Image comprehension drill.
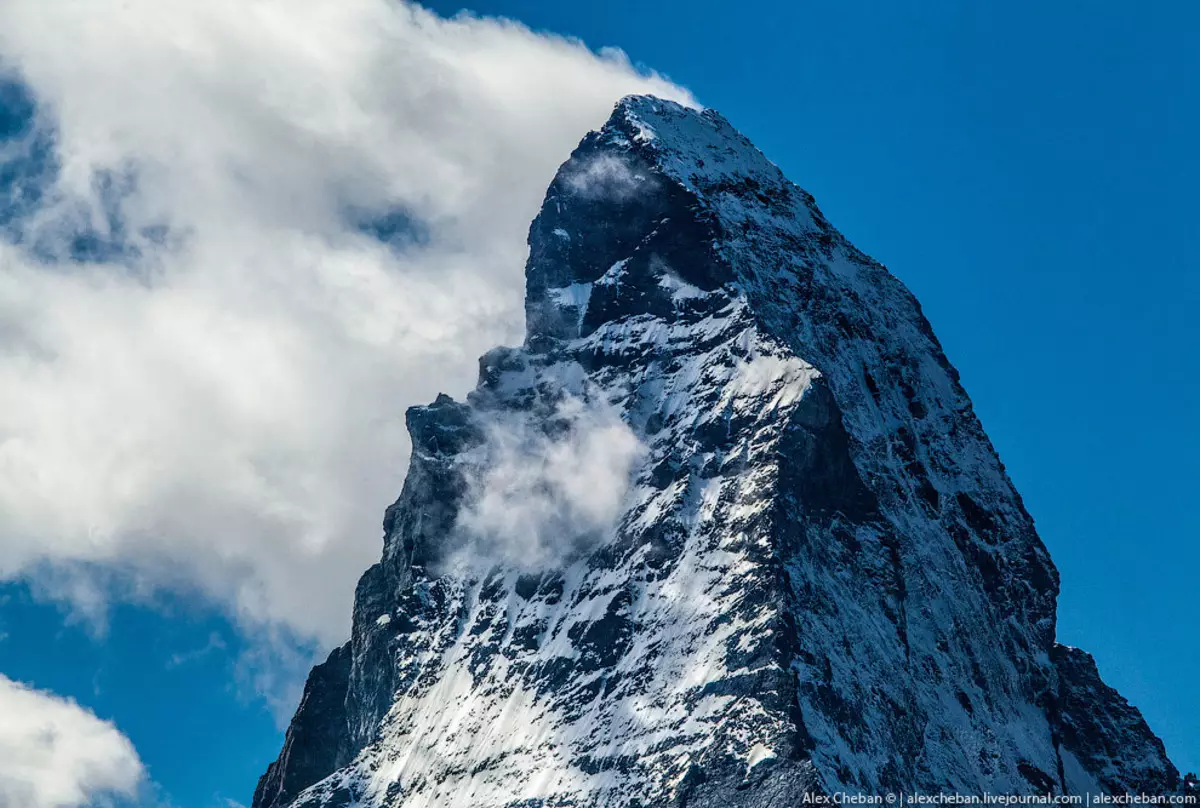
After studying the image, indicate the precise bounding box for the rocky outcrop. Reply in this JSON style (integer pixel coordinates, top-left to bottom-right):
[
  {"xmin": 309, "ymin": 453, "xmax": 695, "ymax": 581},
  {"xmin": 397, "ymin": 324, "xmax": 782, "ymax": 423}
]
[
  {"xmin": 253, "ymin": 96, "xmax": 1182, "ymax": 808},
  {"xmin": 1050, "ymin": 644, "xmax": 1179, "ymax": 796},
  {"xmin": 253, "ymin": 644, "xmax": 353, "ymax": 808}
]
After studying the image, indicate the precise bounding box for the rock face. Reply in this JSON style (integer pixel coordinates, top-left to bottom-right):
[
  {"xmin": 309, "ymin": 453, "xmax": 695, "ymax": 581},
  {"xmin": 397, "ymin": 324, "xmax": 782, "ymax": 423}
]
[
  {"xmin": 253, "ymin": 96, "xmax": 1181, "ymax": 808},
  {"xmin": 253, "ymin": 645, "xmax": 353, "ymax": 808}
]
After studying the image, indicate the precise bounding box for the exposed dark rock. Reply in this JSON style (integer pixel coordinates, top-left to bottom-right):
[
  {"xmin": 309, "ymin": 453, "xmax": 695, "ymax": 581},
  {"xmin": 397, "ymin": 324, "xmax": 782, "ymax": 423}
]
[
  {"xmin": 1051, "ymin": 644, "xmax": 1180, "ymax": 795},
  {"xmin": 253, "ymin": 644, "xmax": 353, "ymax": 808}
]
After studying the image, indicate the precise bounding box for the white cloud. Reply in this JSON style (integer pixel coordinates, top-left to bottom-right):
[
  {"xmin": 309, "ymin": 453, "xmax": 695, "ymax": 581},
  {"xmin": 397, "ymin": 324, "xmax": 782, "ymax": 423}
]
[
  {"xmin": 0, "ymin": 0, "xmax": 693, "ymax": 645},
  {"xmin": 564, "ymin": 153, "xmax": 655, "ymax": 201},
  {"xmin": 453, "ymin": 395, "xmax": 644, "ymax": 571},
  {"xmin": 0, "ymin": 675, "xmax": 144, "ymax": 808}
]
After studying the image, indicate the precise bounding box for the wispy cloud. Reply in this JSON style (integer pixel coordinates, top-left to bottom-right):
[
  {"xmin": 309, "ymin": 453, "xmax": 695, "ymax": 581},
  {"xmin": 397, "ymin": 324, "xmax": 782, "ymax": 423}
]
[
  {"xmin": 563, "ymin": 153, "xmax": 656, "ymax": 201},
  {"xmin": 165, "ymin": 630, "xmax": 227, "ymax": 670},
  {"xmin": 453, "ymin": 395, "xmax": 644, "ymax": 572}
]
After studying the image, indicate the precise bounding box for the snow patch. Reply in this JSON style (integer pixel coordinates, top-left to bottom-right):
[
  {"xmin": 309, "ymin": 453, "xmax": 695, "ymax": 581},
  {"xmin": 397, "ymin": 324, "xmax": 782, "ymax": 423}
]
[
  {"xmin": 548, "ymin": 282, "xmax": 593, "ymax": 312},
  {"xmin": 746, "ymin": 744, "xmax": 777, "ymax": 769}
]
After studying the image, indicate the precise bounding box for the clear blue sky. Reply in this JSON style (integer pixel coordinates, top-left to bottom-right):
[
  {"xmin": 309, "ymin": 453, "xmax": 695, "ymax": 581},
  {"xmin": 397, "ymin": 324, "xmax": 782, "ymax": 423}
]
[{"xmin": 0, "ymin": 2, "xmax": 1195, "ymax": 806}]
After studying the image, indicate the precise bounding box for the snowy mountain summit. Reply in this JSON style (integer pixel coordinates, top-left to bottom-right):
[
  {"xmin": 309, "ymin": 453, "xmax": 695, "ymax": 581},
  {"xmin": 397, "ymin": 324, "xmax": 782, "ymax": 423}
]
[{"xmin": 253, "ymin": 96, "xmax": 1183, "ymax": 808}]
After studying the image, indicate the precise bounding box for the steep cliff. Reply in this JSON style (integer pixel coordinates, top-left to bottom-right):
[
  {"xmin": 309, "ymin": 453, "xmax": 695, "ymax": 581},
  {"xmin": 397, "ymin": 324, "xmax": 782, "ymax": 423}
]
[{"xmin": 253, "ymin": 96, "xmax": 1182, "ymax": 808}]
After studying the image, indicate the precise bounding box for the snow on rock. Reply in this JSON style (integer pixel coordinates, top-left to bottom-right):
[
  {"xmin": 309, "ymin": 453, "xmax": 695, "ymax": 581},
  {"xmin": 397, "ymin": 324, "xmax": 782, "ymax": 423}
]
[{"xmin": 252, "ymin": 96, "xmax": 1183, "ymax": 808}]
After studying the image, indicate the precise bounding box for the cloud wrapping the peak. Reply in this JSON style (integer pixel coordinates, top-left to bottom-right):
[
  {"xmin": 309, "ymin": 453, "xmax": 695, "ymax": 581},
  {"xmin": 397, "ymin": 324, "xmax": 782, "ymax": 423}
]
[
  {"xmin": 0, "ymin": 0, "xmax": 693, "ymax": 644},
  {"xmin": 0, "ymin": 675, "xmax": 145, "ymax": 808}
]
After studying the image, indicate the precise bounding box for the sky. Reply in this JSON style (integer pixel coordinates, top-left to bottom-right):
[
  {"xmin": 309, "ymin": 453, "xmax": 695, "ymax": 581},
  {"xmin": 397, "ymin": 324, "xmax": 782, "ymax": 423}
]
[{"xmin": 0, "ymin": 1, "xmax": 1195, "ymax": 806}]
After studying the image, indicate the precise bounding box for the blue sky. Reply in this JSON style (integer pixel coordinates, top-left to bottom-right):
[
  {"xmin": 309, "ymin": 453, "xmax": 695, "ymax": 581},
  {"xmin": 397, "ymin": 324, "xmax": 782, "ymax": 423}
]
[{"xmin": 0, "ymin": 2, "xmax": 1195, "ymax": 806}]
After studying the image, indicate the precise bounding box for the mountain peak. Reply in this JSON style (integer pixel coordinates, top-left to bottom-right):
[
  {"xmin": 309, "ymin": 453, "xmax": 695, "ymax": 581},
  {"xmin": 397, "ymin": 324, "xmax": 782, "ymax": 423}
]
[
  {"xmin": 524, "ymin": 94, "xmax": 832, "ymax": 345},
  {"xmin": 607, "ymin": 94, "xmax": 792, "ymax": 197},
  {"xmin": 254, "ymin": 97, "xmax": 1181, "ymax": 808}
]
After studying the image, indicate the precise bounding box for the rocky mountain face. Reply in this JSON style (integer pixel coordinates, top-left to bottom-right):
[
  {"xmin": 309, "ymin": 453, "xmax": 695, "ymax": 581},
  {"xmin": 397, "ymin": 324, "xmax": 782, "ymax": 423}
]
[{"xmin": 252, "ymin": 97, "xmax": 1183, "ymax": 808}]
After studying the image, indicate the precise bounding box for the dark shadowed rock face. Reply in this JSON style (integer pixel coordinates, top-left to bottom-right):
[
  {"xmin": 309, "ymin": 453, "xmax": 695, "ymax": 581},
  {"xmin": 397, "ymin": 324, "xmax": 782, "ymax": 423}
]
[
  {"xmin": 253, "ymin": 644, "xmax": 353, "ymax": 808},
  {"xmin": 1050, "ymin": 645, "xmax": 1179, "ymax": 795},
  {"xmin": 253, "ymin": 97, "xmax": 1181, "ymax": 808}
]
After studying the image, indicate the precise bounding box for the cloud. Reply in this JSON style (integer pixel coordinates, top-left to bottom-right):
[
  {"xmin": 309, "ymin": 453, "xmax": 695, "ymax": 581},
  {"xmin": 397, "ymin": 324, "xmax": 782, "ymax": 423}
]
[
  {"xmin": 0, "ymin": 0, "xmax": 694, "ymax": 646},
  {"xmin": 0, "ymin": 675, "xmax": 145, "ymax": 808},
  {"xmin": 563, "ymin": 153, "xmax": 655, "ymax": 201},
  {"xmin": 165, "ymin": 630, "xmax": 227, "ymax": 669},
  {"xmin": 452, "ymin": 395, "xmax": 644, "ymax": 571}
]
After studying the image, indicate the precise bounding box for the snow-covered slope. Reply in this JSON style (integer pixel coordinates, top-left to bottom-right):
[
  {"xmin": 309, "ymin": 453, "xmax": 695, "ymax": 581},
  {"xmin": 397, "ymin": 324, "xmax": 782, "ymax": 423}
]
[{"xmin": 252, "ymin": 96, "xmax": 1183, "ymax": 808}]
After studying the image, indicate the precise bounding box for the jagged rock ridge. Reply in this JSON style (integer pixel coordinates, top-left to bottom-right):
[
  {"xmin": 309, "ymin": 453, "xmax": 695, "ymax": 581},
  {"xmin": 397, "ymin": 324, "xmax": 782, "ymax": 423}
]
[{"xmin": 252, "ymin": 96, "xmax": 1183, "ymax": 808}]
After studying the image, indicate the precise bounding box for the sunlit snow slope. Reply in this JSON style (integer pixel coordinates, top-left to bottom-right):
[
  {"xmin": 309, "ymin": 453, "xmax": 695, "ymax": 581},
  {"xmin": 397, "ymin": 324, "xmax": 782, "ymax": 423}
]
[{"xmin": 253, "ymin": 97, "xmax": 1183, "ymax": 808}]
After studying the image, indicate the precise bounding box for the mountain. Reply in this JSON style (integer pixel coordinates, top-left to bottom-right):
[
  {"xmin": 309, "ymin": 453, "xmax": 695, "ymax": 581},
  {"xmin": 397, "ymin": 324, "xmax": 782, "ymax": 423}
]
[{"xmin": 252, "ymin": 96, "xmax": 1183, "ymax": 808}]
